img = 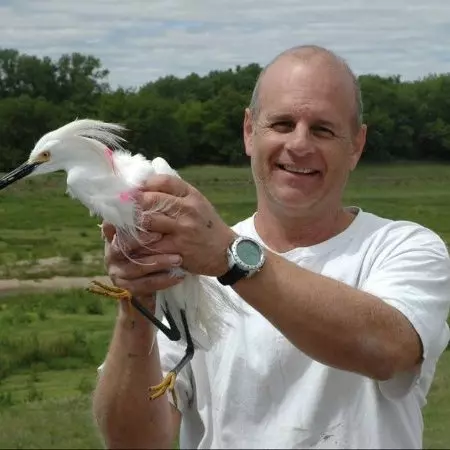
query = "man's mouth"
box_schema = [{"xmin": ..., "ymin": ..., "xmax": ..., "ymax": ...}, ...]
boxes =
[{"xmin": 276, "ymin": 164, "xmax": 320, "ymax": 176}]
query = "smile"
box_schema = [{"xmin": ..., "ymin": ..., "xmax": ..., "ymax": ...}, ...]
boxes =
[{"xmin": 276, "ymin": 164, "xmax": 320, "ymax": 175}]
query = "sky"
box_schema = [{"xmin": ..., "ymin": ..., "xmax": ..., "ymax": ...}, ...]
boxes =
[{"xmin": 1, "ymin": 0, "xmax": 450, "ymax": 89}]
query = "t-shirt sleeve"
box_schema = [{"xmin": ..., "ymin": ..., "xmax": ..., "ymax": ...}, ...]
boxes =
[{"xmin": 361, "ymin": 223, "xmax": 450, "ymax": 401}]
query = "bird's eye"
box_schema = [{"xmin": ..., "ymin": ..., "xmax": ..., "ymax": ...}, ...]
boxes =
[{"xmin": 41, "ymin": 151, "xmax": 51, "ymax": 160}]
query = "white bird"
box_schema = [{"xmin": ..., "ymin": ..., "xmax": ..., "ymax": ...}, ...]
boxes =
[{"xmin": 0, "ymin": 118, "xmax": 240, "ymax": 404}]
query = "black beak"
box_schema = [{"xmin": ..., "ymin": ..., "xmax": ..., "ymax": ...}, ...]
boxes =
[{"xmin": 0, "ymin": 161, "xmax": 40, "ymax": 190}]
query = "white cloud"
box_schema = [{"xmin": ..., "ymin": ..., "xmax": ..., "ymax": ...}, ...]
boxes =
[{"xmin": 1, "ymin": 0, "xmax": 450, "ymax": 87}]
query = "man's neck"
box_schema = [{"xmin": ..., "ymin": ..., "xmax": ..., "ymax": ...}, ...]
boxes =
[{"xmin": 254, "ymin": 206, "xmax": 357, "ymax": 253}]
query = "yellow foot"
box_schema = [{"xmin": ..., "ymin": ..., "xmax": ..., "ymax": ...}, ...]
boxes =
[
  {"xmin": 149, "ymin": 371, "xmax": 178, "ymax": 408},
  {"xmin": 87, "ymin": 280, "xmax": 133, "ymax": 312},
  {"xmin": 87, "ymin": 280, "xmax": 132, "ymax": 300}
]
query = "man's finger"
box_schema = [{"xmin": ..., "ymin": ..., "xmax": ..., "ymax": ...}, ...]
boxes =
[
  {"xmin": 136, "ymin": 191, "xmax": 183, "ymax": 219},
  {"xmin": 112, "ymin": 271, "xmax": 185, "ymax": 297},
  {"xmin": 138, "ymin": 212, "xmax": 178, "ymax": 234},
  {"xmin": 102, "ymin": 222, "xmax": 116, "ymax": 243},
  {"xmin": 109, "ymin": 253, "xmax": 183, "ymax": 281},
  {"xmin": 118, "ymin": 230, "xmax": 162, "ymax": 248},
  {"xmin": 140, "ymin": 174, "xmax": 190, "ymax": 198},
  {"xmin": 108, "ymin": 231, "xmax": 164, "ymax": 260}
]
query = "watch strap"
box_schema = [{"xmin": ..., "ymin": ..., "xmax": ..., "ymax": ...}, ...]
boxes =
[{"xmin": 217, "ymin": 264, "xmax": 248, "ymax": 286}]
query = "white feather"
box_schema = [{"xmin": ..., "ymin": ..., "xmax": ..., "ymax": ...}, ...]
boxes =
[{"xmin": 27, "ymin": 118, "xmax": 241, "ymax": 353}]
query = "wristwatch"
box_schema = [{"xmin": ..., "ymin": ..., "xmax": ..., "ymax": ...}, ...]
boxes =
[{"xmin": 217, "ymin": 236, "xmax": 266, "ymax": 286}]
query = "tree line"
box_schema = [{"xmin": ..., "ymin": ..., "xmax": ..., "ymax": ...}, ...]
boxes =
[{"xmin": 1, "ymin": 48, "xmax": 450, "ymax": 171}]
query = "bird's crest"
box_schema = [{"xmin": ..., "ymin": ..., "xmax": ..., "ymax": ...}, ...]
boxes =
[{"xmin": 34, "ymin": 118, "xmax": 128, "ymax": 153}]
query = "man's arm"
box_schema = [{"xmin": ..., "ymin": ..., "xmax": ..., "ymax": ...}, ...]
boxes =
[
  {"xmin": 93, "ymin": 224, "xmax": 184, "ymax": 449},
  {"xmin": 231, "ymin": 250, "xmax": 422, "ymax": 381},
  {"xmin": 93, "ymin": 304, "xmax": 181, "ymax": 449}
]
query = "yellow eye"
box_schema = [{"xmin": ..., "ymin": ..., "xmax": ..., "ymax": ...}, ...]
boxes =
[{"xmin": 40, "ymin": 151, "xmax": 51, "ymax": 161}]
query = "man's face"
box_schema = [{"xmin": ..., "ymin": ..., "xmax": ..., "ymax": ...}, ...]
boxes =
[{"xmin": 244, "ymin": 56, "xmax": 366, "ymax": 219}]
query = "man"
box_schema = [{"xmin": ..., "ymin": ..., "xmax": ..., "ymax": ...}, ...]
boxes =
[{"xmin": 93, "ymin": 45, "xmax": 450, "ymax": 449}]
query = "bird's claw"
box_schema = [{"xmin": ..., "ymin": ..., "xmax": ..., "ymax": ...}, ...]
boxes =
[
  {"xmin": 148, "ymin": 371, "xmax": 178, "ymax": 408},
  {"xmin": 87, "ymin": 280, "xmax": 133, "ymax": 312},
  {"xmin": 87, "ymin": 280, "xmax": 131, "ymax": 300}
]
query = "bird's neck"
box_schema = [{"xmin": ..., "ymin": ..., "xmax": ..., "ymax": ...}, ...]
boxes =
[{"xmin": 63, "ymin": 138, "xmax": 114, "ymax": 175}]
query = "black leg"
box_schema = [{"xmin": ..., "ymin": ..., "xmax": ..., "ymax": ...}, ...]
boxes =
[
  {"xmin": 86, "ymin": 281, "xmax": 182, "ymax": 342},
  {"xmin": 170, "ymin": 309, "xmax": 195, "ymax": 376},
  {"xmin": 147, "ymin": 309, "xmax": 195, "ymax": 405},
  {"xmin": 130, "ymin": 297, "xmax": 181, "ymax": 341}
]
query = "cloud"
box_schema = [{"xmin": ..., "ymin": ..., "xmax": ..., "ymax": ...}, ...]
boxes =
[{"xmin": 1, "ymin": 0, "xmax": 450, "ymax": 88}]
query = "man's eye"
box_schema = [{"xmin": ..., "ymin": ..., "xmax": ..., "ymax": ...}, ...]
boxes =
[
  {"xmin": 272, "ymin": 121, "xmax": 294, "ymax": 132},
  {"xmin": 313, "ymin": 126, "xmax": 335, "ymax": 137}
]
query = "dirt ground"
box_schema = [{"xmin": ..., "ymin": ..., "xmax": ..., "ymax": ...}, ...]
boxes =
[
  {"xmin": 0, "ymin": 275, "xmax": 110, "ymax": 297},
  {"xmin": 0, "ymin": 254, "xmax": 109, "ymax": 296}
]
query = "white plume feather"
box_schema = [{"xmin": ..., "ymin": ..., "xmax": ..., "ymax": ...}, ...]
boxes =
[{"xmin": 35, "ymin": 118, "xmax": 128, "ymax": 153}]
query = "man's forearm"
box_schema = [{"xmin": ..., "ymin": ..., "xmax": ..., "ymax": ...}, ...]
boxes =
[
  {"xmin": 233, "ymin": 251, "xmax": 422, "ymax": 380},
  {"xmin": 93, "ymin": 306, "xmax": 177, "ymax": 449}
]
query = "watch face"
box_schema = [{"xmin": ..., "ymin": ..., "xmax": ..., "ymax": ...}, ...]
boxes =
[{"xmin": 236, "ymin": 240, "xmax": 261, "ymax": 266}]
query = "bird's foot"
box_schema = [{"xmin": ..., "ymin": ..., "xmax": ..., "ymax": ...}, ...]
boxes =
[
  {"xmin": 148, "ymin": 371, "xmax": 178, "ymax": 408},
  {"xmin": 87, "ymin": 280, "xmax": 132, "ymax": 312}
]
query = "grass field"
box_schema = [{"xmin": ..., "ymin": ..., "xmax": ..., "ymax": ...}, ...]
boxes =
[{"xmin": 0, "ymin": 162, "xmax": 450, "ymax": 448}]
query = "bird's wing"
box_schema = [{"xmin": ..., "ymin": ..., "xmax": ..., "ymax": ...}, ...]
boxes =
[
  {"xmin": 112, "ymin": 150, "xmax": 156, "ymax": 187},
  {"xmin": 67, "ymin": 168, "xmax": 137, "ymax": 232},
  {"xmin": 151, "ymin": 157, "xmax": 180, "ymax": 178}
]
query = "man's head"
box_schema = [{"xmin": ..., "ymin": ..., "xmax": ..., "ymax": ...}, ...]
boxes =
[{"xmin": 243, "ymin": 45, "xmax": 367, "ymax": 219}]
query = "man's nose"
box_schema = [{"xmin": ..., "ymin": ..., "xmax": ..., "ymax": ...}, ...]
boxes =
[{"xmin": 285, "ymin": 124, "xmax": 315, "ymax": 156}]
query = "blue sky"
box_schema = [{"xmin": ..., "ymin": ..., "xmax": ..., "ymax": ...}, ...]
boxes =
[{"xmin": 1, "ymin": 0, "xmax": 450, "ymax": 88}]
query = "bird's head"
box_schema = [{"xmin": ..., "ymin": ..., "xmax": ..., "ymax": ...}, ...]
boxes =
[
  {"xmin": 26, "ymin": 140, "xmax": 63, "ymax": 174},
  {"xmin": 0, "ymin": 143, "xmax": 57, "ymax": 191},
  {"xmin": 0, "ymin": 119, "xmax": 127, "ymax": 191}
]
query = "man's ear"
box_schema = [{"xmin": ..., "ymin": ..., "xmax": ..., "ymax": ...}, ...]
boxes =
[
  {"xmin": 244, "ymin": 108, "xmax": 254, "ymax": 157},
  {"xmin": 350, "ymin": 124, "xmax": 367, "ymax": 170}
]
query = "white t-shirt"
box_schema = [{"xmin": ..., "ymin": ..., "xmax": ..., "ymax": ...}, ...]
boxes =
[{"xmin": 157, "ymin": 207, "xmax": 450, "ymax": 449}]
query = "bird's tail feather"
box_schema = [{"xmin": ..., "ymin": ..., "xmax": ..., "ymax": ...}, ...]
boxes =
[{"xmin": 162, "ymin": 275, "xmax": 246, "ymax": 350}]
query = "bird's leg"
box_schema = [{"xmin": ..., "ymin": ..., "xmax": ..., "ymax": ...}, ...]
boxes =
[
  {"xmin": 87, "ymin": 281, "xmax": 181, "ymax": 340},
  {"xmin": 88, "ymin": 281, "xmax": 194, "ymax": 407},
  {"xmin": 131, "ymin": 297, "xmax": 181, "ymax": 341},
  {"xmin": 148, "ymin": 309, "xmax": 195, "ymax": 408}
]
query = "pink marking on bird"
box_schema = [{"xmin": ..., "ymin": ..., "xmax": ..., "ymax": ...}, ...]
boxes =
[
  {"xmin": 119, "ymin": 191, "xmax": 132, "ymax": 203},
  {"xmin": 104, "ymin": 147, "xmax": 117, "ymax": 173}
]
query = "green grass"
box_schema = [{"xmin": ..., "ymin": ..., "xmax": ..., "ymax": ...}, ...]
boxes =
[
  {"xmin": 344, "ymin": 162, "xmax": 450, "ymax": 244},
  {"xmin": 1, "ymin": 163, "xmax": 450, "ymax": 448},
  {"xmin": 424, "ymin": 352, "xmax": 450, "ymax": 449},
  {"xmin": 0, "ymin": 395, "xmax": 102, "ymax": 449},
  {"xmin": 3, "ymin": 162, "xmax": 450, "ymax": 277},
  {"xmin": 0, "ymin": 289, "xmax": 447, "ymax": 448},
  {"xmin": 0, "ymin": 289, "xmax": 116, "ymax": 449},
  {"xmin": 0, "ymin": 165, "xmax": 256, "ymax": 277}
]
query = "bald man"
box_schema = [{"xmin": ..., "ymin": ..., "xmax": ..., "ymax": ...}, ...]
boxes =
[{"xmin": 94, "ymin": 45, "xmax": 450, "ymax": 449}]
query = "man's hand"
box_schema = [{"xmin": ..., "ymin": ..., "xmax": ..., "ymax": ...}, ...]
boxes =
[
  {"xmin": 102, "ymin": 222, "xmax": 185, "ymax": 309},
  {"xmin": 135, "ymin": 175, "xmax": 237, "ymax": 277}
]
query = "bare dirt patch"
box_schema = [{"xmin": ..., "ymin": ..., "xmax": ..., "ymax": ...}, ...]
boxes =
[
  {"xmin": 0, "ymin": 254, "xmax": 108, "ymax": 296},
  {"xmin": 0, "ymin": 275, "xmax": 110, "ymax": 297}
]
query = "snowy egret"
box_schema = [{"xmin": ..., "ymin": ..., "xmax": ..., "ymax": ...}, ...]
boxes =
[{"xmin": 0, "ymin": 118, "xmax": 240, "ymax": 404}]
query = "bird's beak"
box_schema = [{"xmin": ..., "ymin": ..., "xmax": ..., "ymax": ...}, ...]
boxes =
[{"xmin": 0, "ymin": 161, "xmax": 41, "ymax": 190}]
